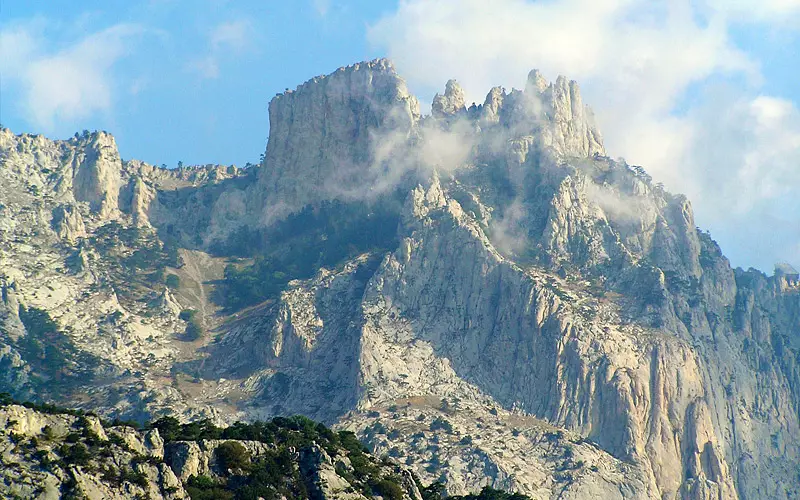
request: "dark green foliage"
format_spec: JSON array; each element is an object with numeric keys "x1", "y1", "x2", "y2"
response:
[
  {"x1": 339, "y1": 430, "x2": 368, "y2": 454},
  {"x1": 1, "y1": 396, "x2": 526, "y2": 500},
  {"x1": 149, "y1": 416, "x2": 408, "y2": 499},
  {"x1": 446, "y1": 486, "x2": 531, "y2": 500},
  {"x1": 15, "y1": 305, "x2": 100, "y2": 395},
  {"x1": 179, "y1": 309, "x2": 196, "y2": 321},
  {"x1": 208, "y1": 225, "x2": 265, "y2": 258},
  {"x1": 185, "y1": 476, "x2": 235, "y2": 500},
  {"x1": 119, "y1": 467, "x2": 149, "y2": 488},
  {"x1": 430, "y1": 416, "x2": 454, "y2": 433},
  {"x1": 335, "y1": 461, "x2": 356, "y2": 483},
  {"x1": 216, "y1": 441, "x2": 250, "y2": 471},
  {"x1": 421, "y1": 481, "x2": 448, "y2": 500},
  {"x1": 371, "y1": 477, "x2": 405, "y2": 500},
  {"x1": 108, "y1": 417, "x2": 141, "y2": 429},
  {"x1": 149, "y1": 414, "x2": 342, "y2": 450},
  {"x1": 350, "y1": 453, "x2": 379, "y2": 479},
  {"x1": 165, "y1": 274, "x2": 181, "y2": 288},
  {"x1": 178, "y1": 310, "x2": 203, "y2": 341},
  {"x1": 58, "y1": 443, "x2": 91, "y2": 466},
  {"x1": 42, "y1": 425, "x2": 55, "y2": 441},
  {"x1": 89, "y1": 222, "x2": 182, "y2": 302},
  {"x1": 184, "y1": 318, "x2": 204, "y2": 341},
  {"x1": 33, "y1": 449, "x2": 51, "y2": 466},
  {"x1": 214, "y1": 199, "x2": 400, "y2": 311},
  {"x1": 148, "y1": 416, "x2": 182, "y2": 442}
]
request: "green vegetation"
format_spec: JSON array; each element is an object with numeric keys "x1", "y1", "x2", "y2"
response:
[
  {"x1": 430, "y1": 416, "x2": 454, "y2": 433},
  {"x1": 179, "y1": 309, "x2": 204, "y2": 341},
  {"x1": 215, "y1": 441, "x2": 250, "y2": 471},
  {"x1": 165, "y1": 274, "x2": 181, "y2": 289},
  {"x1": 0, "y1": 396, "x2": 530, "y2": 500},
  {"x1": 15, "y1": 305, "x2": 101, "y2": 396},
  {"x1": 422, "y1": 483, "x2": 530, "y2": 500},
  {"x1": 89, "y1": 221, "x2": 182, "y2": 302},
  {"x1": 149, "y1": 415, "x2": 405, "y2": 499},
  {"x1": 185, "y1": 475, "x2": 234, "y2": 500},
  {"x1": 371, "y1": 477, "x2": 405, "y2": 500},
  {"x1": 212, "y1": 199, "x2": 400, "y2": 311}
]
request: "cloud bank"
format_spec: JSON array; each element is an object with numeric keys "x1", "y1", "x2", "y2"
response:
[
  {"x1": 368, "y1": 0, "x2": 800, "y2": 271},
  {"x1": 0, "y1": 22, "x2": 142, "y2": 131},
  {"x1": 190, "y1": 20, "x2": 254, "y2": 79}
]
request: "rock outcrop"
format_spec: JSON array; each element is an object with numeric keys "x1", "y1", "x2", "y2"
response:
[
  {"x1": 0, "y1": 402, "x2": 431, "y2": 500},
  {"x1": 69, "y1": 132, "x2": 123, "y2": 219},
  {"x1": 255, "y1": 59, "x2": 421, "y2": 222},
  {"x1": 0, "y1": 403, "x2": 186, "y2": 500},
  {"x1": 51, "y1": 205, "x2": 87, "y2": 243},
  {"x1": 432, "y1": 79, "x2": 467, "y2": 118}
]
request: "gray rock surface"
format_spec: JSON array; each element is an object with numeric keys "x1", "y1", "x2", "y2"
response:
[
  {"x1": 255, "y1": 58, "x2": 421, "y2": 222},
  {"x1": 432, "y1": 79, "x2": 467, "y2": 118},
  {"x1": 0, "y1": 404, "x2": 187, "y2": 500}
]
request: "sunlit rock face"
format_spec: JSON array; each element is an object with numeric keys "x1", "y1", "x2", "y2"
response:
[
  {"x1": 254, "y1": 58, "x2": 422, "y2": 223},
  {"x1": 1, "y1": 59, "x2": 799, "y2": 500}
]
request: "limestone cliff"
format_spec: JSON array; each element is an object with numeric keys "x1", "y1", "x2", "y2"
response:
[{"x1": 255, "y1": 59, "x2": 421, "y2": 222}]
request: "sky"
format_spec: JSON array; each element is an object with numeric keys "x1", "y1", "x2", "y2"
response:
[{"x1": 1, "y1": 0, "x2": 799, "y2": 272}]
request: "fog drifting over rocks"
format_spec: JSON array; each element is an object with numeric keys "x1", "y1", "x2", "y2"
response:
[{"x1": 368, "y1": 0, "x2": 800, "y2": 272}]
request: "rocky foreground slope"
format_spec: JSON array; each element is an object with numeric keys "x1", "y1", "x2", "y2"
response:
[
  {"x1": 1, "y1": 59, "x2": 799, "y2": 499},
  {"x1": 1, "y1": 397, "x2": 462, "y2": 499}
]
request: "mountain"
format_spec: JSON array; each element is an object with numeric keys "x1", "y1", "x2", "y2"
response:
[{"x1": 1, "y1": 58, "x2": 799, "y2": 499}]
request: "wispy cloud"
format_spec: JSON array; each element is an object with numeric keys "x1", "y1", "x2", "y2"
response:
[
  {"x1": 0, "y1": 22, "x2": 142, "y2": 131},
  {"x1": 369, "y1": 0, "x2": 800, "y2": 269},
  {"x1": 190, "y1": 19, "x2": 253, "y2": 79},
  {"x1": 704, "y1": 0, "x2": 800, "y2": 23},
  {"x1": 313, "y1": 0, "x2": 332, "y2": 18}
]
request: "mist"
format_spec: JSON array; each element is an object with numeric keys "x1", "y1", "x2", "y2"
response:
[{"x1": 368, "y1": 0, "x2": 800, "y2": 272}]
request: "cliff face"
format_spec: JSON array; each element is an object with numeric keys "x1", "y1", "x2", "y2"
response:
[
  {"x1": 1, "y1": 60, "x2": 799, "y2": 499},
  {"x1": 255, "y1": 59, "x2": 421, "y2": 222}
]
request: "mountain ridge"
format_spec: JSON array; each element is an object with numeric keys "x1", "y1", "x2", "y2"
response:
[{"x1": 1, "y1": 59, "x2": 799, "y2": 499}]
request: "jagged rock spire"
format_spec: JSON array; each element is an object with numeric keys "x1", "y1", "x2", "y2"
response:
[{"x1": 432, "y1": 79, "x2": 466, "y2": 118}]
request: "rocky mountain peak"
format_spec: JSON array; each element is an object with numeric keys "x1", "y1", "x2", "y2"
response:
[
  {"x1": 525, "y1": 69, "x2": 548, "y2": 94},
  {"x1": 490, "y1": 70, "x2": 604, "y2": 158},
  {"x1": 247, "y1": 61, "x2": 608, "y2": 228},
  {"x1": 69, "y1": 131, "x2": 123, "y2": 219},
  {"x1": 256, "y1": 58, "x2": 421, "y2": 221},
  {"x1": 432, "y1": 79, "x2": 467, "y2": 118}
]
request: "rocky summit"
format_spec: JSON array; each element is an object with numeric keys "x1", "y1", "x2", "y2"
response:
[{"x1": 1, "y1": 58, "x2": 799, "y2": 499}]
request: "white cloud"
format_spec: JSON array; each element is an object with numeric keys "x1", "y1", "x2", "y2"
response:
[
  {"x1": 704, "y1": 0, "x2": 800, "y2": 23},
  {"x1": 0, "y1": 24, "x2": 40, "y2": 73},
  {"x1": 651, "y1": 88, "x2": 800, "y2": 218},
  {"x1": 211, "y1": 20, "x2": 250, "y2": 51},
  {"x1": 313, "y1": 0, "x2": 332, "y2": 17},
  {"x1": 369, "y1": 0, "x2": 800, "y2": 270},
  {"x1": 190, "y1": 20, "x2": 253, "y2": 79},
  {"x1": 0, "y1": 22, "x2": 141, "y2": 131}
]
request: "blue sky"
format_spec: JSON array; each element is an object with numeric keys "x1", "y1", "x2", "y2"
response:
[
  {"x1": 1, "y1": 0, "x2": 800, "y2": 271},
  {"x1": 0, "y1": 1, "x2": 392, "y2": 166}
]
